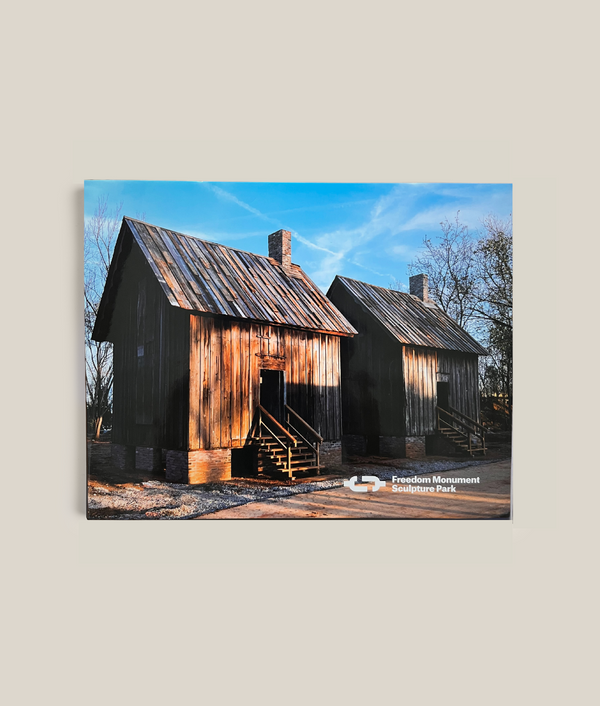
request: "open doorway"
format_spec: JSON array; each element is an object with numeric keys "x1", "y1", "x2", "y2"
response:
[
  {"x1": 231, "y1": 447, "x2": 257, "y2": 477},
  {"x1": 437, "y1": 381, "x2": 450, "y2": 411},
  {"x1": 260, "y1": 369, "x2": 285, "y2": 422}
]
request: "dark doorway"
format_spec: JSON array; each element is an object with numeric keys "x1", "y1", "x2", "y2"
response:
[
  {"x1": 231, "y1": 447, "x2": 257, "y2": 477},
  {"x1": 260, "y1": 369, "x2": 285, "y2": 422},
  {"x1": 437, "y1": 381, "x2": 450, "y2": 410}
]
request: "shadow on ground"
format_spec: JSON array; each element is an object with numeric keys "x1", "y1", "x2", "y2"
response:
[{"x1": 87, "y1": 440, "x2": 511, "y2": 520}]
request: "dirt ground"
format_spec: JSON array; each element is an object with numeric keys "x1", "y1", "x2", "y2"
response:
[
  {"x1": 87, "y1": 439, "x2": 511, "y2": 520},
  {"x1": 198, "y1": 460, "x2": 511, "y2": 519}
]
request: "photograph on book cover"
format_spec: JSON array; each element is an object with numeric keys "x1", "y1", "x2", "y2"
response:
[{"x1": 85, "y1": 180, "x2": 512, "y2": 520}]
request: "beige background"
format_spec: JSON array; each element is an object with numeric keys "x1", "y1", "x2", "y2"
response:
[{"x1": 2, "y1": 1, "x2": 594, "y2": 704}]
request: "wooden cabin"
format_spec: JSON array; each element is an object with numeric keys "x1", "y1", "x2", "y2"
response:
[
  {"x1": 326, "y1": 274, "x2": 489, "y2": 459},
  {"x1": 92, "y1": 218, "x2": 356, "y2": 483}
]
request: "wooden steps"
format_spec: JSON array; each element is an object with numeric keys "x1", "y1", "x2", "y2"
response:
[
  {"x1": 250, "y1": 405, "x2": 323, "y2": 479},
  {"x1": 436, "y1": 406, "x2": 487, "y2": 458},
  {"x1": 255, "y1": 435, "x2": 321, "y2": 477},
  {"x1": 439, "y1": 425, "x2": 486, "y2": 457}
]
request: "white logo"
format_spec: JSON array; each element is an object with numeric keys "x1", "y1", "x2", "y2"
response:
[{"x1": 343, "y1": 475, "x2": 387, "y2": 493}]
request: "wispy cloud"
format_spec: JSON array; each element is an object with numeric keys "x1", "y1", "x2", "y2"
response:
[
  {"x1": 292, "y1": 231, "x2": 340, "y2": 257},
  {"x1": 195, "y1": 182, "x2": 511, "y2": 291},
  {"x1": 387, "y1": 243, "x2": 425, "y2": 260},
  {"x1": 398, "y1": 202, "x2": 508, "y2": 234},
  {"x1": 269, "y1": 198, "x2": 375, "y2": 217},
  {"x1": 296, "y1": 185, "x2": 418, "y2": 287},
  {"x1": 295, "y1": 183, "x2": 512, "y2": 289},
  {"x1": 200, "y1": 183, "x2": 280, "y2": 225},
  {"x1": 350, "y1": 259, "x2": 396, "y2": 280},
  {"x1": 305, "y1": 251, "x2": 347, "y2": 291}
]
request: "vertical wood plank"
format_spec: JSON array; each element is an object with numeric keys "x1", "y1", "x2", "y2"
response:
[
  {"x1": 231, "y1": 322, "x2": 241, "y2": 445},
  {"x1": 332, "y1": 336, "x2": 340, "y2": 438},
  {"x1": 306, "y1": 334, "x2": 313, "y2": 427},
  {"x1": 405, "y1": 347, "x2": 413, "y2": 435},
  {"x1": 157, "y1": 293, "x2": 165, "y2": 445},
  {"x1": 250, "y1": 323, "x2": 260, "y2": 417},
  {"x1": 200, "y1": 316, "x2": 211, "y2": 448},
  {"x1": 312, "y1": 334, "x2": 319, "y2": 432},
  {"x1": 299, "y1": 332, "x2": 307, "y2": 419},
  {"x1": 189, "y1": 314, "x2": 201, "y2": 449},
  {"x1": 221, "y1": 320, "x2": 231, "y2": 448},
  {"x1": 240, "y1": 322, "x2": 250, "y2": 442},
  {"x1": 210, "y1": 318, "x2": 221, "y2": 449},
  {"x1": 290, "y1": 329, "x2": 298, "y2": 410},
  {"x1": 286, "y1": 328, "x2": 293, "y2": 408},
  {"x1": 326, "y1": 335, "x2": 334, "y2": 440}
]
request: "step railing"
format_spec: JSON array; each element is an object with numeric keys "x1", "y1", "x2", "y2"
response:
[
  {"x1": 285, "y1": 405, "x2": 322, "y2": 473},
  {"x1": 252, "y1": 405, "x2": 297, "y2": 474},
  {"x1": 249, "y1": 405, "x2": 322, "y2": 477},
  {"x1": 437, "y1": 405, "x2": 487, "y2": 455}
]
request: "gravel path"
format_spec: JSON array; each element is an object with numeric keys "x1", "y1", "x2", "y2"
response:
[{"x1": 88, "y1": 457, "x2": 505, "y2": 520}]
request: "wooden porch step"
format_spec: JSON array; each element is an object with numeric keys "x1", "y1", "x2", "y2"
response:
[
  {"x1": 252, "y1": 409, "x2": 321, "y2": 474},
  {"x1": 258, "y1": 441, "x2": 310, "y2": 454},
  {"x1": 438, "y1": 407, "x2": 487, "y2": 457},
  {"x1": 258, "y1": 447, "x2": 312, "y2": 457},
  {"x1": 258, "y1": 451, "x2": 313, "y2": 462},
  {"x1": 258, "y1": 455, "x2": 315, "y2": 468},
  {"x1": 259, "y1": 466, "x2": 325, "y2": 480}
]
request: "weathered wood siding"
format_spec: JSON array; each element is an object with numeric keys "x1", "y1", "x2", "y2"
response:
[
  {"x1": 109, "y1": 241, "x2": 344, "y2": 452},
  {"x1": 189, "y1": 315, "x2": 342, "y2": 449},
  {"x1": 402, "y1": 346, "x2": 438, "y2": 436},
  {"x1": 402, "y1": 346, "x2": 481, "y2": 435},
  {"x1": 111, "y1": 245, "x2": 190, "y2": 450},
  {"x1": 331, "y1": 285, "x2": 404, "y2": 438},
  {"x1": 437, "y1": 350, "x2": 480, "y2": 423}
]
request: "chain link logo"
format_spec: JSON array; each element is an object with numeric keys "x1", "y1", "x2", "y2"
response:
[{"x1": 343, "y1": 475, "x2": 387, "y2": 493}]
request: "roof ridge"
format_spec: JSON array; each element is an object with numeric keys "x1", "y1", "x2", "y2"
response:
[
  {"x1": 124, "y1": 216, "x2": 301, "y2": 267},
  {"x1": 333, "y1": 274, "x2": 487, "y2": 355},
  {"x1": 337, "y1": 274, "x2": 413, "y2": 297},
  {"x1": 114, "y1": 217, "x2": 357, "y2": 337}
]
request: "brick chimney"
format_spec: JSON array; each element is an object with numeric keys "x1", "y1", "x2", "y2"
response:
[
  {"x1": 268, "y1": 229, "x2": 292, "y2": 270},
  {"x1": 409, "y1": 273, "x2": 428, "y2": 301}
]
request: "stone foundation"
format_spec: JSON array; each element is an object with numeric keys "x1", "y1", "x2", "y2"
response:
[
  {"x1": 319, "y1": 441, "x2": 342, "y2": 469},
  {"x1": 166, "y1": 448, "x2": 232, "y2": 484},
  {"x1": 378, "y1": 435, "x2": 406, "y2": 459},
  {"x1": 136, "y1": 447, "x2": 163, "y2": 472},
  {"x1": 111, "y1": 444, "x2": 135, "y2": 470},
  {"x1": 426, "y1": 434, "x2": 459, "y2": 457},
  {"x1": 341, "y1": 434, "x2": 366, "y2": 460},
  {"x1": 343, "y1": 434, "x2": 429, "y2": 460},
  {"x1": 405, "y1": 436, "x2": 426, "y2": 459}
]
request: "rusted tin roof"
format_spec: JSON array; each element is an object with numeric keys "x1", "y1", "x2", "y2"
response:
[
  {"x1": 93, "y1": 218, "x2": 357, "y2": 339},
  {"x1": 328, "y1": 276, "x2": 488, "y2": 355}
]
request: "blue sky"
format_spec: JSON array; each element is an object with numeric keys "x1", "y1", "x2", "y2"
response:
[{"x1": 84, "y1": 181, "x2": 512, "y2": 292}]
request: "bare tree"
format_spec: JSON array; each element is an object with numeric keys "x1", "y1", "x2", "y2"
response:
[
  {"x1": 407, "y1": 212, "x2": 480, "y2": 329},
  {"x1": 84, "y1": 196, "x2": 122, "y2": 439},
  {"x1": 474, "y1": 214, "x2": 513, "y2": 426},
  {"x1": 403, "y1": 211, "x2": 513, "y2": 428}
]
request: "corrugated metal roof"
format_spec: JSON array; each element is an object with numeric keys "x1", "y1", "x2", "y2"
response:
[
  {"x1": 329, "y1": 276, "x2": 488, "y2": 355},
  {"x1": 101, "y1": 218, "x2": 357, "y2": 336}
]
